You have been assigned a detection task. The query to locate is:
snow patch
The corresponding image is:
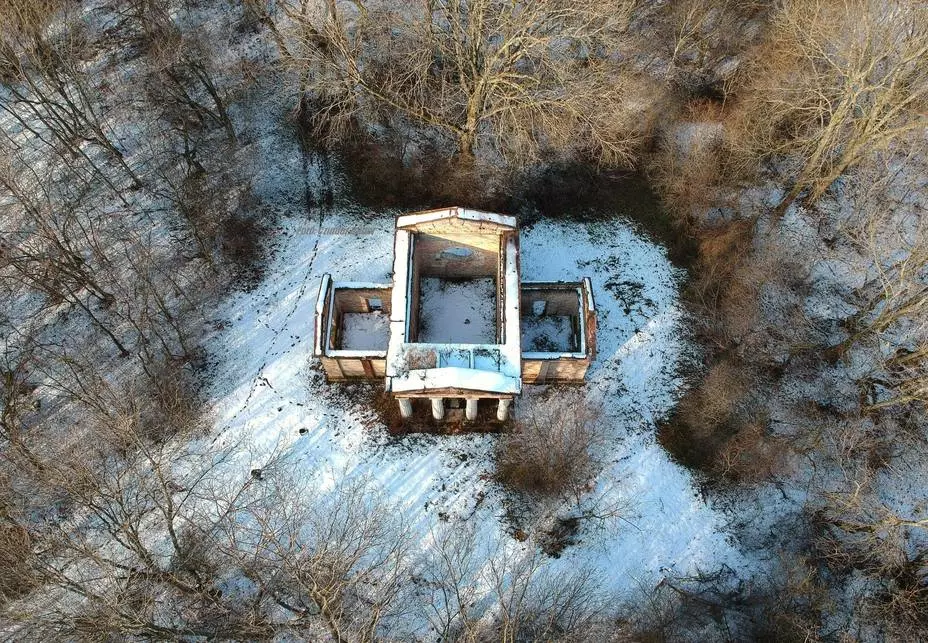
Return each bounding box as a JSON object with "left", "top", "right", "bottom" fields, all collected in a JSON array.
[
  {"left": 340, "top": 312, "right": 390, "bottom": 350},
  {"left": 521, "top": 315, "right": 575, "bottom": 353},
  {"left": 418, "top": 278, "right": 496, "bottom": 344}
]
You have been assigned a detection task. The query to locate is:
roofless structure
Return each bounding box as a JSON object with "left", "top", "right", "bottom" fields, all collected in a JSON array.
[{"left": 314, "top": 207, "right": 596, "bottom": 422}]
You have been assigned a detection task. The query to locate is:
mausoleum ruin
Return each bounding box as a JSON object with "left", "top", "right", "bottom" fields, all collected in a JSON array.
[{"left": 313, "top": 207, "right": 596, "bottom": 422}]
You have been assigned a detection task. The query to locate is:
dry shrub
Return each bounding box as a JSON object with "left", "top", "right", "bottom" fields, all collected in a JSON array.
[
  {"left": 661, "top": 359, "right": 787, "bottom": 483},
  {"left": 683, "top": 217, "right": 769, "bottom": 361},
  {"left": 811, "top": 494, "right": 928, "bottom": 638},
  {"left": 87, "top": 361, "right": 205, "bottom": 457},
  {"left": 659, "top": 359, "right": 746, "bottom": 471},
  {"left": 715, "top": 421, "right": 788, "bottom": 484},
  {"left": 336, "top": 136, "right": 497, "bottom": 212},
  {"left": 648, "top": 98, "right": 731, "bottom": 222},
  {"left": 688, "top": 220, "right": 754, "bottom": 317},
  {"left": 496, "top": 391, "right": 602, "bottom": 497},
  {"left": 148, "top": 360, "right": 202, "bottom": 425},
  {"left": 748, "top": 553, "right": 828, "bottom": 642},
  {"left": 687, "top": 96, "right": 728, "bottom": 122},
  {"left": 681, "top": 359, "right": 746, "bottom": 429},
  {"left": 715, "top": 266, "right": 767, "bottom": 346},
  {"left": 621, "top": 567, "right": 744, "bottom": 642},
  {"left": 0, "top": 522, "right": 36, "bottom": 604},
  {"left": 817, "top": 415, "right": 888, "bottom": 473},
  {"left": 730, "top": 236, "right": 816, "bottom": 354},
  {"left": 650, "top": 139, "right": 724, "bottom": 224},
  {"left": 656, "top": 179, "right": 799, "bottom": 486},
  {"left": 868, "top": 561, "right": 928, "bottom": 638},
  {"left": 169, "top": 526, "right": 218, "bottom": 579},
  {"left": 137, "top": 360, "right": 206, "bottom": 445}
]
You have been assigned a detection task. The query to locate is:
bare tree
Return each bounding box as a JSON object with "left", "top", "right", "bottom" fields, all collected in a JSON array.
[
  {"left": 217, "top": 474, "right": 415, "bottom": 642},
  {"left": 735, "top": 0, "right": 928, "bottom": 212},
  {"left": 845, "top": 162, "right": 928, "bottom": 344},
  {"left": 619, "top": 567, "right": 749, "bottom": 642},
  {"left": 0, "top": 325, "right": 49, "bottom": 471},
  {"left": 0, "top": 152, "right": 134, "bottom": 356},
  {"left": 281, "top": 0, "right": 648, "bottom": 165},
  {"left": 3, "top": 384, "right": 414, "bottom": 640},
  {"left": 416, "top": 524, "right": 484, "bottom": 640},
  {"left": 488, "top": 550, "right": 606, "bottom": 642},
  {"left": 0, "top": 141, "right": 215, "bottom": 364},
  {"left": 141, "top": 8, "right": 238, "bottom": 146},
  {"left": 744, "top": 553, "right": 828, "bottom": 641},
  {"left": 812, "top": 475, "right": 928, "bottom": 637},
  {"left": 0, "top": 0, "right": 142, "bottom": 190},
  {"left": 417, "top": 523, "right": 609, "bottom": 642},
  {"left": 830, "top": 156, "right": 928, "bottom": 413},
  {"left": 657, "top": 0, "right": 768, "bottom": 95}
]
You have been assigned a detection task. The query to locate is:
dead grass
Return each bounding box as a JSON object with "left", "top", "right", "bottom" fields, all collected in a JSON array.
[
  {"left": 220, "top": 209, "right": 269, "bottom": 288},
  {"left": 538, "top": 516, "right": 580, "bottom": 558},
  {"left": 333, "top": 135, "right": 500, "bottom": 213},
  {"left": 658, "top": 359, "right": 745, "bottom": 472},
  {"left": 687, "top": 220, "right": 755, "bottom": 330},
  {"left": 332, "top": 128, "right": 702, "bottom": 269},
  {"left": 655, "top": 205, "right": 809, "bottom": 486}
]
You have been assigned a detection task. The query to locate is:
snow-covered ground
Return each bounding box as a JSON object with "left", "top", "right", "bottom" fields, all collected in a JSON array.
[
  {"left": 203, "top": 202, "right": 762, "bottom": 634},
  {"left": 340, "top": 311, "right": 390, "bottom": 350},
  {"left": 418, "top": 277, "right": 497, "bottom": 344},
  {"left": 521, "top": 314, "right": 575, "bottom": 352}
]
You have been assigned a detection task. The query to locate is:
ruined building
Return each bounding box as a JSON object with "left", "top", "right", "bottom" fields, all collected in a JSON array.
[{"left": 313, "top": 207, "right": 596, "bottom": 421}]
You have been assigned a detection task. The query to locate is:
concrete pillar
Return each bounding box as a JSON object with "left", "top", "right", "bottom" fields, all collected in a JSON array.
[
  {"left": 431, "top": 397, "right": 445, "bottom": 421},
  {"left": 465, "top": 398, "right": 478, "bottom": 421},
  {"left": 496, "top": 398, "right": 511, "bottom": 421},
  {"left": 398, "top": 398, "right": 413, "bottom": 419}
]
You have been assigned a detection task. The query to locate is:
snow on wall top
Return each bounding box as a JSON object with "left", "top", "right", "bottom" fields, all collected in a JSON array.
[
  {"left": 395, "top": 206, "right": 517, "bottom": 230},
  {"left": 313, "top": 273, "right": 332, "bottom": 357},
  {"left": 332, "top": 281, "right": 392, "bottom": 290},
  {"left": 390, "top": 366, "right": 520, "bottom": 394},
  {"left": 386, "top": 229, "right": 412, "bottom": 378},
  {"left": 498, "top": 234, "right": 522, "bottom": 381}
]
